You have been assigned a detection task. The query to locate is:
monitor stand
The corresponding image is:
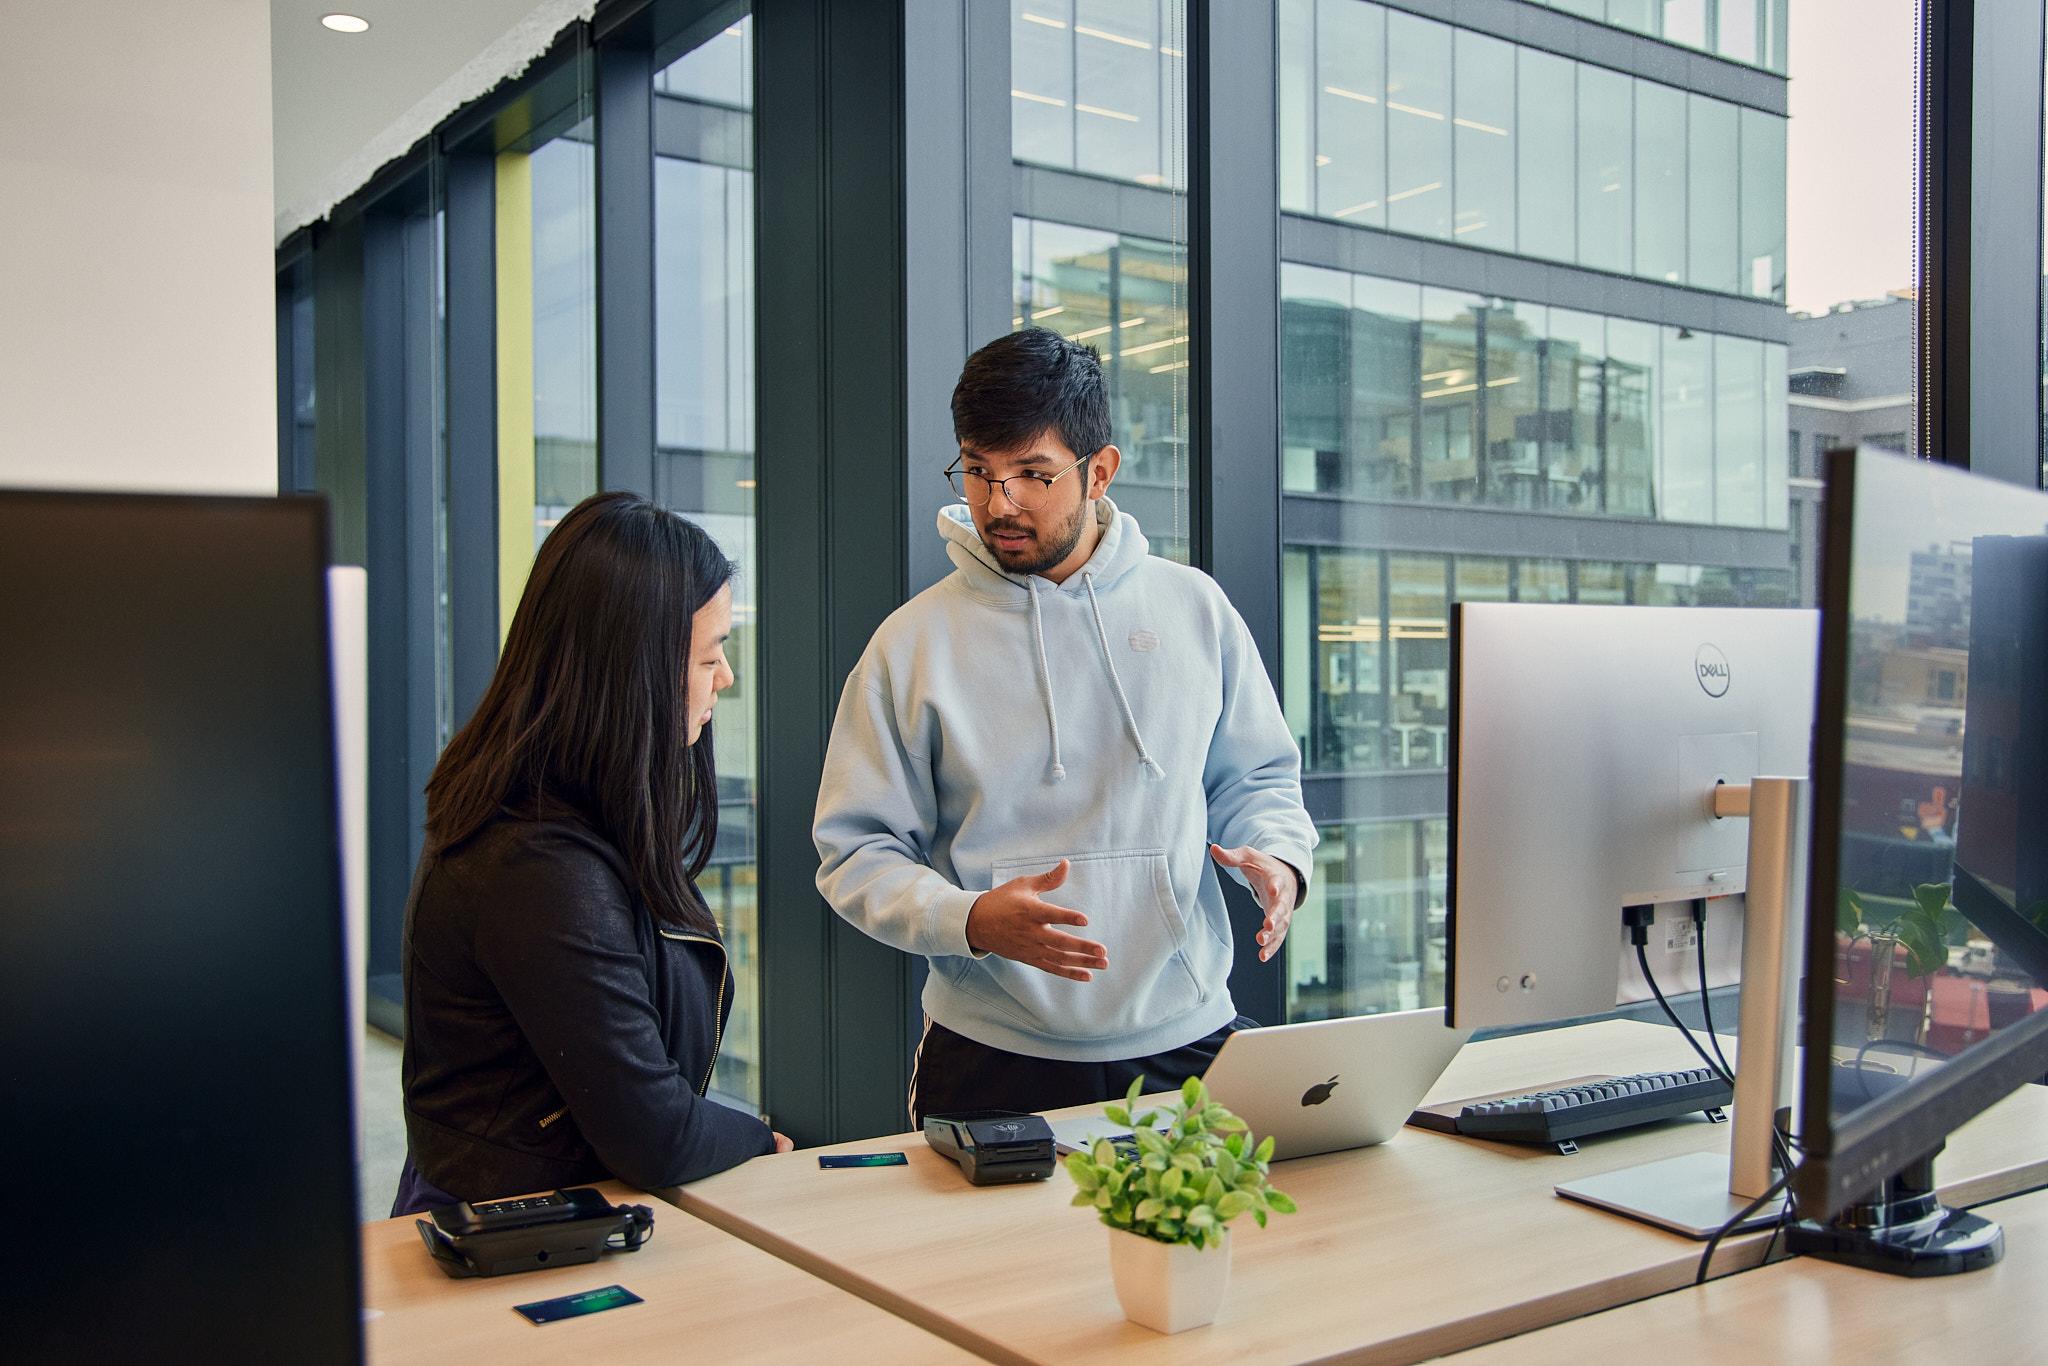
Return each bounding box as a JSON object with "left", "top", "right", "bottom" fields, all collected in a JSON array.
[
  {"left": 1784, "top": 1150, "right": 2004, "bottom": 1276},
  {"left": 1553, "top": 776, "right": 1805, "bottom": 1239}
]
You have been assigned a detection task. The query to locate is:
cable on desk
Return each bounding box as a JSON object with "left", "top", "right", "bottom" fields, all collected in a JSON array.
[
  {"left": 1693, "top": 899, "right": 1735, "bottom": 1079},
  {"left": 1696, "top": 1172, "right": 1789, "bottom": 1286},
  {"left": 1630, "top": 942, "right": 1810, "bottom": 1261}
]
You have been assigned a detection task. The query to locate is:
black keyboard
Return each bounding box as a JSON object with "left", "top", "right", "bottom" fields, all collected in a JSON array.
[{"left": 1451, "top": 1068, "right": 1733, "bottom": 1154}]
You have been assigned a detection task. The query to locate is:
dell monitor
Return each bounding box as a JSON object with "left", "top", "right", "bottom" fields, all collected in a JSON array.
[
  {"left": 1793, "top": 448, "right": 2048, "bottom": 1273},
  {"left": 0, "top": 492, "right": 361, "bottom": 1357},
  {"left": 1447, "top": 603, "right": 1818, "bottom": 1032}
]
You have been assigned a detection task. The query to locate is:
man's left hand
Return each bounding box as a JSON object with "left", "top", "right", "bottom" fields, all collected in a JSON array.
[{"left": 1208, "top": 844, "right": 1301, "bottom": 962}]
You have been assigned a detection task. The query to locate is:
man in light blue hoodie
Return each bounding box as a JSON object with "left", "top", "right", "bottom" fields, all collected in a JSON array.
[{"left": 813, "top": 328, "right": 1318, "bottom": 1122}]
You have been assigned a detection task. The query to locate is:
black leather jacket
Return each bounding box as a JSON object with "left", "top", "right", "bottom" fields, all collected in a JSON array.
[{"left": 399, "top": 806, "right": 773, "bottom": 1201}]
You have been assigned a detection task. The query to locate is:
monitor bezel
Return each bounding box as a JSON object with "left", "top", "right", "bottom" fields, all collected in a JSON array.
[{"left": 1796, "top": 448, "right": 2048, "bottom": 1218}]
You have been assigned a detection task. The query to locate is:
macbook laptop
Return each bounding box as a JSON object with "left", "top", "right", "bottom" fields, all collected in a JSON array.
[{"left": 1051, "top": 1007, "right": 1472, "bottom": 1161}]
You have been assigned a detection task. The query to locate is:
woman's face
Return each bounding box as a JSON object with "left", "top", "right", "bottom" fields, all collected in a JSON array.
[{"left": 685, "top": 582, "right": 736, "bottom": 747}]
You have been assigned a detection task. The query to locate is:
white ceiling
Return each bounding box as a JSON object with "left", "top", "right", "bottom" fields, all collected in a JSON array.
[{"left": 271, "top": 0, "right": 592, "bottom": 244}]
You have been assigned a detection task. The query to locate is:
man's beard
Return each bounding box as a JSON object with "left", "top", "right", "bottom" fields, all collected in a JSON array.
[{"left": 983, "top": 497, "right": 1089, "bottom": 577}]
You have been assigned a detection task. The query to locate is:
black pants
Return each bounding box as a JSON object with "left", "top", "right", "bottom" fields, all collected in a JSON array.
[{"left": 909, "top": 1015, "right": 1258, "bottom": 1126}]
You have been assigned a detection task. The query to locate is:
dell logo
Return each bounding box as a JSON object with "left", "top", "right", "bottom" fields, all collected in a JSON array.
[{"left": 1695, "top": 644, "right": 1731, "bottom": 698}]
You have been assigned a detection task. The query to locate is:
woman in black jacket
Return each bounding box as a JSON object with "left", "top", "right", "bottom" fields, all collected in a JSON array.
[{"left": 392, "top": 491, "right": 787, "bottom": 1214}]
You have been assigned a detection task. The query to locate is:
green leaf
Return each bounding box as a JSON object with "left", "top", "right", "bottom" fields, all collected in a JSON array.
[
  {"left": 1911, "top": 882, "right": 1952, "bottom": 919},
  {"left": 1181, "top": 1075, "right": 1205, "bottom": 1109},
  {"left": 1225, "top": 1132, "right": 1246, "bottom": 1158},
  {"left": 1104, "top": 1166, "right": 1130, "bottom": 1194},
  {"left": 1211, "top": 1112, "right": 1249, "bottom": 1133},
  {"left": 1135, "top": 1197, "right": 1166, "bottom": 1221},
  {"left": 1092, "top": 1139, "right": 1115, "bottom": 1167},
  {"left": 1217, "top": 1191, "right": 1255, "bottom": 1220},
  {"left": 1160, "top": 1167, "right": 1184, "bottom": 1199},
  {"left": 1253, "top": 1135, "right": 1276, "bottom": 1165},
  {"left": 1104, "top": 1104, "right": 1131, "bottom": 1127},
  {"left": 1838, "top": 887, "right": 1868, "bottom": 936},
  {"left": 1186, "top": 1205, "right": 1216, "bottom": 1229},
  {"left": 1094, "top": 1188, "right": 1112, "bottom": 1210},
  {"left": 1203, "top": 1173, "right": 1225, "bottom": 1204},
  {"left": 1133, "top": 1109, "right": 1159, "bottom": 1129},
  {"left": 1141, "top": 1152, "right": 1168, "bottom": 1172},
  {"left": 1171, "top": 1153, "right": 1203, "bottom": 1175},
  {"left": 1252, "top": 1207, "right": 1268, "bottom": 1229},
  {"left": 1266, "top": 1189, "right": 1298, "bottom": 1215},
  {"left": 1215, "top": 1153, "right": 1239, "bottom": 1187},
  {"left": 1126, "top": 1074, "right": 1146, "bottom": 1110},
  {"left": 1154, "top": 1219, "right": 1180, "bottom": 1240},
  {"left": 1070, "top": 1191, "right": 1096, "bottom": 1208}
]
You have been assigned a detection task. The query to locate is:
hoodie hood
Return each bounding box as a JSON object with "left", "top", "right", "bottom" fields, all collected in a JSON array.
[
  {"left": 937, "top": 495, "right": 1160, "bottom": 784},
  {"left": 937, "top": 496, "right": 1149, "bottom": 599}
]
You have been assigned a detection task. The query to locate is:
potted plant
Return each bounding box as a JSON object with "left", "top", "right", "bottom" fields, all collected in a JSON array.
[
  {"left": 1839, "top": 883, "right": 1960, "bottom": 1038},
  {"left": 1063, "top": 1074, "right": 1297, "bottom": 1334}
]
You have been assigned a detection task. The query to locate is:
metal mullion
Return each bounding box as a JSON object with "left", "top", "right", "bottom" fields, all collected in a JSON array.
[
  {"left": 1191, "top": 0, "right": 1287, "bottom": 1021},
  {"left": 443, "top": 148, "right": 500, "bottom": 725},
  {"left": 596, "top": 35, "right": 657, "bottom": 497}
]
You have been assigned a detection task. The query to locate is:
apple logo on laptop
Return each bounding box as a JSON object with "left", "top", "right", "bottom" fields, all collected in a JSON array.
[{"left": 1301, "top": 1076, "right": 1340, "bottom": 1107}]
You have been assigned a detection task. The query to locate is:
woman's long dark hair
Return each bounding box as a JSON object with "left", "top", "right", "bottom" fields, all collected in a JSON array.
[{"left": 425, "top": 491, "right": 735, "bottom": 935}]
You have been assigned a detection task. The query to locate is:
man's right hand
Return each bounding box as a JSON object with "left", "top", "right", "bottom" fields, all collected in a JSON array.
[{"left": 965, "top": 859, "right": 1109, "bottom": 982}]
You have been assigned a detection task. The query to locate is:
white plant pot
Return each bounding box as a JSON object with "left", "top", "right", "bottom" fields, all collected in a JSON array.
[{"left": 1106, "top": 1226, "right": 1231, "bottom": 1334}]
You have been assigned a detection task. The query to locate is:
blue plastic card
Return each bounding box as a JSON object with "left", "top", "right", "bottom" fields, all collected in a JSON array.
[
  {"left": 513, "top": 1284, "right": 644, "bottom": 1325},
  {"left": 818, "top": 1151, "right": 910, "bottom": 1168}
]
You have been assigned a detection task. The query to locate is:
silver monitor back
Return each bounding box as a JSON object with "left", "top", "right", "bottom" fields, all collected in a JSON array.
[{"left": 1448, "top": 604, "right": 1818, "bottom": 1029}]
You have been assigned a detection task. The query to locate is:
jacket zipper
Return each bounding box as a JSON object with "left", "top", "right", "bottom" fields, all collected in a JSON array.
[
  {"left": 538, "top": 1106, "right": 567, "bottom": 1129},
  {"left": 660, "top": 928, "right": 729, "bottom": 1097}
]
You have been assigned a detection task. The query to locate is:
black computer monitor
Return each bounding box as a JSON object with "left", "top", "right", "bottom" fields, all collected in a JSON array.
[
  {"left": 0, "top": 492, "right": 360, "bottom": 1358},
  {"left": 1796, "top": 448, "right": 2048, "bottom": 1271}
]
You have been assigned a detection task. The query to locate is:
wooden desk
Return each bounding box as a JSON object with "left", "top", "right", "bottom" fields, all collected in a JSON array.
[
  {"left": 1445, "top": 1183, "right": 2048, "bottom": 1363},
  {"left": 674, "top": 1021, "right": 2048, "bottom": 1365},
  {"left": 361, "top": 1179, "right": 971, "bottom": 1363}
]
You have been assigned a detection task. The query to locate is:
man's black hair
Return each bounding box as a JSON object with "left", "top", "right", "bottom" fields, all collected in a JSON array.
[{"left": 951, "top": 327, "right": 1111, "bottom": 461}]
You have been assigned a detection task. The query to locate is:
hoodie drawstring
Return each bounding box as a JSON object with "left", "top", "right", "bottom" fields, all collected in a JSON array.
[
  {"left": 1083, "top": 571, "right": 1164, "bottom": 780},
  {"left": 1026, "top": 579, "right": 1067, "bottom": 782}
]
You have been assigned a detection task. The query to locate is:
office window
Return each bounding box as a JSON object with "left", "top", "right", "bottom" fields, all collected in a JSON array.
[
  {"left": 1713, "top": 334, "right": 1765, "bottom": 527},
  {"left": 1634, "top": 80, "right": 1686, "bottom": 285},
  {"left": 1545, "top": 306, "right": 1606, "bottom": 511},
  {"left": 1686, "top": 95, "right": 1739, "bottom": 294},
  {"left": 1013, "top": 218, "right": 1191, "bottom": 562},
  {"left": 1483, "top": 301, "right": 1546, "bottom": 509},
  {"left": 1604, "top": 318, "right": 1658, "bottom": 517},
  {"left": 1312, "top": 0, "right": 1387, "bottom": 227},
  {"left": 653, "top": 13, "right": 761, "bottom": 1105},
  {"left": 497, "top": 113, "right": 597, "bottom": 626},
  {"left": 1012, "top": 0, "right": 1185, "bottom": 190},
  {"left": 1659, "top": 326, "right": 1713, "bottom": 523},
  {"left": 279, "top": 258, "right": 318, "bottom": 498},
  {"left": 1419, "top": 288, "right": 1481, "bottom": 503},
  {"left": 1516, "top": 48, "right": 1576, "bottom": 264},
  {"left": 1385, "top": 10, "right": 1453, "bottom": 240},
  {"left": 1517, "top": 558, "right": 1572, "bottom": 602},
  {"left": 1452, "top": 31, "right": 1514, "bottom": 252},
  {"left": 1577, "top": 65, "right": 1633, "bottom": 276},
  {"left": 1763, "top": 345, "right": 1789, "bottom": 529},
  {"left": 1306, "top": 547, "right": 1386, "bottom": 774},
  {"left": 1012, "top": 0, "right": 1076, "bottom": 170},
  {"left": 1739, "top": 108, "right": 1787, "bottom": 301}
]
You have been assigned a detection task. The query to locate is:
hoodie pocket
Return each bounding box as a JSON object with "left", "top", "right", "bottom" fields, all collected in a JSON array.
[{"left": 972, "top": 847, "right": 1205, "bottom": 1042}]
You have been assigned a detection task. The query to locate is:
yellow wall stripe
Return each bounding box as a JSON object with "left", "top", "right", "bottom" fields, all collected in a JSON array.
[{"left": 494, "top": 149, "right": 536, "bottom": 647}]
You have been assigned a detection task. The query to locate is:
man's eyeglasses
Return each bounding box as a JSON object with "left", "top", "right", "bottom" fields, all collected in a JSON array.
[{"left": 944, "top": 452, "right": 1091, "bottom": 512}]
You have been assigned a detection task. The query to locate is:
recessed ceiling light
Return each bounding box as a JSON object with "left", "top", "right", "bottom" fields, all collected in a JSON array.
[{"left": 321, "top": 14, "right": 371, "bottom": 34}]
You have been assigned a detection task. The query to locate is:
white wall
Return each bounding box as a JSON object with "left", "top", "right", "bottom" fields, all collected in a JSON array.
[{"left": 0, "top": 1, "right": 277, "bottom": 495}]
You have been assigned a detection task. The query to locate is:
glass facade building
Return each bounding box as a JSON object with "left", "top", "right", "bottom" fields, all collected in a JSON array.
[{"left": 1010, "top": 0, "right": 1796, "bottom": 1025}]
